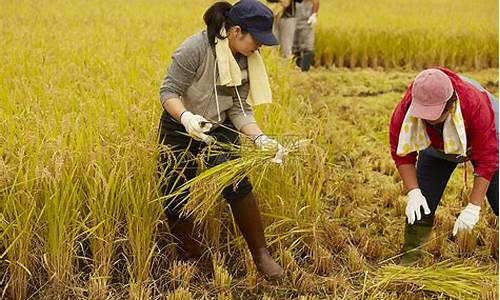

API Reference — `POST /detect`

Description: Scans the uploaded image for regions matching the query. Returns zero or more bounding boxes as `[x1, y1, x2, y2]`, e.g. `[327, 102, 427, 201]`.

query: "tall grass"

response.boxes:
[314, 0, 499, 69]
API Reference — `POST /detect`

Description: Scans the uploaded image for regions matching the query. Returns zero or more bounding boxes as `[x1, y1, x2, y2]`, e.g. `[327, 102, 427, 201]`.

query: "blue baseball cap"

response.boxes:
[227, 0, 279, 46]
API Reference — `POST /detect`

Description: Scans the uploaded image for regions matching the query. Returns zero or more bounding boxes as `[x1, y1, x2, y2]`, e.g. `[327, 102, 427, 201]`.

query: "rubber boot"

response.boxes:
[229, 192, 285, 281]
[168, 217, 203, 261]
[301, 51, 313, 72]
[398, 215, 434, 266]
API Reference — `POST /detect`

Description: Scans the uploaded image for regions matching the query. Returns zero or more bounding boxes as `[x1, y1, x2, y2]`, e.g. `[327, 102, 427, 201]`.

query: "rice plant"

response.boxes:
[314, 0, 498, 70]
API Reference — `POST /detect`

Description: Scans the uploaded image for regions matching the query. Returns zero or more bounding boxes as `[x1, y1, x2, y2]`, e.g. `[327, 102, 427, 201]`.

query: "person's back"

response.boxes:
[295, 0, 313, 26]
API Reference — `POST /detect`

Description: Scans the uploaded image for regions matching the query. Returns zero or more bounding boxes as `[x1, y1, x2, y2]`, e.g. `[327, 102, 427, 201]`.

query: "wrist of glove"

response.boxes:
[180, 111, 214, 144]
[453, 203, 481, 236]
[253, 134, 282, 151]
[253, 134, 287, 164]
[307, 13, 318, 25]
[405, 188, 431, 224]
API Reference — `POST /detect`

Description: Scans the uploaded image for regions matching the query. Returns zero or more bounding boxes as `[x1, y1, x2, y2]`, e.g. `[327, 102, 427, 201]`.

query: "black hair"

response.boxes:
[444, 91, 457, 111]
[203, 1, 246, 46]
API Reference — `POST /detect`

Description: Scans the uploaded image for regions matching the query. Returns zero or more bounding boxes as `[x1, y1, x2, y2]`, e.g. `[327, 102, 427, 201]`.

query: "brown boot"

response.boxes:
[229, 192, 285, 281]
[168, 217, 203, 261]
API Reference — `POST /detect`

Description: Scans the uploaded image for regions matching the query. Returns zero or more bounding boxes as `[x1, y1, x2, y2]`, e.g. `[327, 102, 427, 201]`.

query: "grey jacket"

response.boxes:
[160, 31, 256, 131]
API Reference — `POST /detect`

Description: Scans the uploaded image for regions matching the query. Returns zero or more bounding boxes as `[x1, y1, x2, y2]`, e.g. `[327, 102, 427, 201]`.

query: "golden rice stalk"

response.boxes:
[216, 292, 233, 300]
[457, 231, 479, 258]
[322, 222, 348, 253]
[361, 238, 383, 259]
[352, 228, 368, 248]
[290, 270, 314, 294]
[311, 244, 334, 275]
[212, 253, 232, 294]
[482, 288, 499, 300]
[165, 287, 193, 300]
[344, 245, 367, 274]
[427, 212, 453, 258]
[323, 275, 351, 296]
[277, 249, 299, 274]
[242, 249, 258, 290]
[297, 296, 320, 300]
[128, 281, 151, 300]
[88, 276, 111, 300]
[371, 260, 498, 299]
[167, 260, 196, 289]
[487, 228, 498, 260]
[164, 139, 310, 223]
[394, 196, 406, 218]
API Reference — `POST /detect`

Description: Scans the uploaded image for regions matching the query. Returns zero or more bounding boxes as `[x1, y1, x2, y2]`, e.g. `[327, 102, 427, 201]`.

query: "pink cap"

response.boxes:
[409, 69, 454, 120]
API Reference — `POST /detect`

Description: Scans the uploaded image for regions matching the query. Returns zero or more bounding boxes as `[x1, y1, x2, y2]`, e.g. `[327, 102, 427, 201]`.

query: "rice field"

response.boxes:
[0, 0, 498, 299]
[313, 0, 499, 69]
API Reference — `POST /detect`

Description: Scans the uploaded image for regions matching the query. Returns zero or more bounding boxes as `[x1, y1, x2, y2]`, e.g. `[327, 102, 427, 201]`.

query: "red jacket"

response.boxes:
[389, 67, 499, 181]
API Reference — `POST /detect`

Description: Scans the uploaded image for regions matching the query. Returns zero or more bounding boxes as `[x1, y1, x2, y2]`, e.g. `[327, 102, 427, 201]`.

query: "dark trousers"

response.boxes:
[414, 149, 499, 226]
[157, 111, 253, 221]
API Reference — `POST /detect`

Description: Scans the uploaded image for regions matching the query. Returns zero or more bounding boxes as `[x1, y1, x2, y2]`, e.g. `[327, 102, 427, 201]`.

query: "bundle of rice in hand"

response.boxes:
[164, 137, 311, 222]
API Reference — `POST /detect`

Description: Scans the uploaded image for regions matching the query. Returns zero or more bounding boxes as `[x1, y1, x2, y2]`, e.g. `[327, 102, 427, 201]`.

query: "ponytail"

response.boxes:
[203, 1, 235, 46]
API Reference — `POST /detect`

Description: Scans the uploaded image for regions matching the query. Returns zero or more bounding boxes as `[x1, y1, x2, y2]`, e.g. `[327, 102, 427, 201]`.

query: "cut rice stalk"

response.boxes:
[163, 139, 310, 222]
[371, 260, 498, 299]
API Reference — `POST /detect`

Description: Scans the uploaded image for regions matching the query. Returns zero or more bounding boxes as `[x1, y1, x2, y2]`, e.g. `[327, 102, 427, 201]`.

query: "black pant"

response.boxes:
[157, 111, 253, 221]
[414, 149, 499, 225]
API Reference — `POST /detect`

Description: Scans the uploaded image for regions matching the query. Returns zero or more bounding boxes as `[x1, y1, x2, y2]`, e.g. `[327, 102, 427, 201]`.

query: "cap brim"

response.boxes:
[408, 100, 447, 121]
[249, 30, 279, 46]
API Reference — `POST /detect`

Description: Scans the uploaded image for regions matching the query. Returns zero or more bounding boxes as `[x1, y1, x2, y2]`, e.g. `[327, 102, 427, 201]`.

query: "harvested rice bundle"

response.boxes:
[371, 260, 498, 299]
[164, 138, 310, 222]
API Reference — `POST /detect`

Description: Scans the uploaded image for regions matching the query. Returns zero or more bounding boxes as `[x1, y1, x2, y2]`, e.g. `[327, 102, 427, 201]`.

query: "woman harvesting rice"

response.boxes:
[157, 0, 285, 280]
[389, 67, 499, 265]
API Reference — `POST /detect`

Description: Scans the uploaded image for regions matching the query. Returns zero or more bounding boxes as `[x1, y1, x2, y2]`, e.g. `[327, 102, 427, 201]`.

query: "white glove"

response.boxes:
[405, 188, 431, 224]
[254, 134, 287, 164]
[307, 13, 318, 26]
[180, 111, 214, 144]
[453, 203, 481, 236]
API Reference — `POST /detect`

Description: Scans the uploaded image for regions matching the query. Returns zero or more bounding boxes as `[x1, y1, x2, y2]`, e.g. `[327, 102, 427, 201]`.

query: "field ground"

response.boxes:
[1, 64, 498, 299]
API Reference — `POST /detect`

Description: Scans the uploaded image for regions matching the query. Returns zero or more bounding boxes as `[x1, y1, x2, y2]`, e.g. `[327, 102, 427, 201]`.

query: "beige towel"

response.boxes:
[215, 29, 273, 106]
